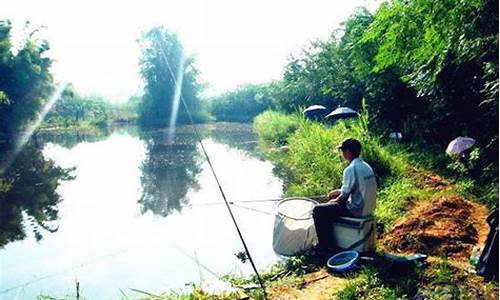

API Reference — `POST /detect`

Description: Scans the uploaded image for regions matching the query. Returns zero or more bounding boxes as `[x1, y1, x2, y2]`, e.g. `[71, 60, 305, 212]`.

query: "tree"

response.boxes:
[0, 20, 54, 138]
[363, 0, 498, 148]
[45, 85, 113, 127]
[138, 27, 203, 128]
[0, 20, 73, 247]
[209, 83, 274, 122]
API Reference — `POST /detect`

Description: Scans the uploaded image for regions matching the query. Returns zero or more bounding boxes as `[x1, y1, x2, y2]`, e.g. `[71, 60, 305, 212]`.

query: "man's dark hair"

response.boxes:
[339, 138, 362, 157]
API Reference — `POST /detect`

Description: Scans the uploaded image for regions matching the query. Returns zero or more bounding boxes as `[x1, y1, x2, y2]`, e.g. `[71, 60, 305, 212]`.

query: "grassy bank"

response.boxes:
[254, 110, 425, 229]
[250, 110, 498, 299]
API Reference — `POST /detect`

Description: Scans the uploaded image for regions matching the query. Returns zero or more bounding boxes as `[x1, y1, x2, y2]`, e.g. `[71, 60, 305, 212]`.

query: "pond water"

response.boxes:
[0, 123, 284, 300]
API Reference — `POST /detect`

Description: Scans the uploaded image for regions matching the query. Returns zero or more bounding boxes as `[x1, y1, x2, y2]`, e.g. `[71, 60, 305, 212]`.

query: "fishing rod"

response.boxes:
[159, 49, 268, 297]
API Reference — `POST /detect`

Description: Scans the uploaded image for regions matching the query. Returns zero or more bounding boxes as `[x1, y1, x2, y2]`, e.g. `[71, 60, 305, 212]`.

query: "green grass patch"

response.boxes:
[254, 110, 410, 230]
[253, 110, 303, 148]
[334, 266, 414, 300]
[375, 177, 433, 229]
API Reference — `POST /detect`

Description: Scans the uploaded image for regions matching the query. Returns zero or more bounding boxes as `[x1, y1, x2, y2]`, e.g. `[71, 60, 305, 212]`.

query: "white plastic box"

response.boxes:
[332, 216, 376, 252]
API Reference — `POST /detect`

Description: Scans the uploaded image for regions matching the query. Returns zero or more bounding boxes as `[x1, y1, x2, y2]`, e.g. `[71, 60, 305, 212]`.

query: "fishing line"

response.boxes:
[230, 203, 273, 215]
[159, 47, 267, 297]
[0, 249, 127, 295]
[199, 195, 327, 206]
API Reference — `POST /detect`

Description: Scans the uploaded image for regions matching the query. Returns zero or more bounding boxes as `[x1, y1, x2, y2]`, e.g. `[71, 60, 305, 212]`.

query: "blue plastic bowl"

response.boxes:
[327, 250, 359, 272]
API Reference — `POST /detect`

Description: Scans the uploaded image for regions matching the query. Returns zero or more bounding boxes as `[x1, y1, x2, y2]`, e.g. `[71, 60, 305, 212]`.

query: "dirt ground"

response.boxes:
[268, 269, 347, 300]
[267, 193, 493, 299]
[382, 195, 489, 262]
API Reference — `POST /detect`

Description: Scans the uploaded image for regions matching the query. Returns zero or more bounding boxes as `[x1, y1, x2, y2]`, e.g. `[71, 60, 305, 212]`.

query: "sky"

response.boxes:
[1, 0, 381, 102]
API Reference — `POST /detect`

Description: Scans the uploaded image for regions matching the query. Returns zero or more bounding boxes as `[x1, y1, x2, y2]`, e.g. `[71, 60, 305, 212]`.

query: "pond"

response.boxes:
[0, 123, 284, 300]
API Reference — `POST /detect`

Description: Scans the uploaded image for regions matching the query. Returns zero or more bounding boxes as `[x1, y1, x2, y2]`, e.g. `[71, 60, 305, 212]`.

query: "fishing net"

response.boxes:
[272, 198, 318, 256]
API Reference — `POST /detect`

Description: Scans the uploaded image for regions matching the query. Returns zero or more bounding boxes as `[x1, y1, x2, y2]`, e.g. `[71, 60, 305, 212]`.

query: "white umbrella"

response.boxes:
[446, 137, 476, 155]
[304, 105, 328, 119]
[325, 107, 358, 120]
[304, 105, 327, 112]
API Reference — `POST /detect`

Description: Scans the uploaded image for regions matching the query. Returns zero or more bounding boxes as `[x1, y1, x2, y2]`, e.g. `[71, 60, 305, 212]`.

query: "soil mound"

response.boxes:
[383, 196, 483, 259]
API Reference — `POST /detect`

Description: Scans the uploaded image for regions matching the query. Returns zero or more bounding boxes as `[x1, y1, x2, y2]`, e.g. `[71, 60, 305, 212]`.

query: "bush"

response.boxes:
[253, 111, 302, 147]
[254, 109, 405, 199]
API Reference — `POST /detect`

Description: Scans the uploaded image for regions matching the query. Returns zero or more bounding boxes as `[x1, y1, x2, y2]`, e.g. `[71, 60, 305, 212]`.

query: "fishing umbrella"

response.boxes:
[325, 107, 358, 121]
[446, 137, 476, 156]
[303, 105, 328, 119]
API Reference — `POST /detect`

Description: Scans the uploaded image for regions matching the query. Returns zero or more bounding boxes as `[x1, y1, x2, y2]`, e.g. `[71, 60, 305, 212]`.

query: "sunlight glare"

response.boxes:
[167, 52, 185, 144]
[0, 83, 67, 174]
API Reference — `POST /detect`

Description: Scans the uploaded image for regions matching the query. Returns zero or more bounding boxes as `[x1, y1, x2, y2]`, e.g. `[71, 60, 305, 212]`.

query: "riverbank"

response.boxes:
[139, 111, 498, 299]
[251, 111, 497, 299]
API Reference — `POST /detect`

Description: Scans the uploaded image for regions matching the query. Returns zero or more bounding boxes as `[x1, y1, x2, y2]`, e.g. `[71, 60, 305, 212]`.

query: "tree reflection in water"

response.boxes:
[138, 126, 203, 217]
[207, 122, 261, 159]
[0, 123, 262, 247]
[0, 142, 73, 248]
[137, 123, 265, 217]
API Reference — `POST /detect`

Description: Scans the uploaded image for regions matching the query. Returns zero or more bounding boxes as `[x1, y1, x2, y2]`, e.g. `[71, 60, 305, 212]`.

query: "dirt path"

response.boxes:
[268, 269, 347, 300]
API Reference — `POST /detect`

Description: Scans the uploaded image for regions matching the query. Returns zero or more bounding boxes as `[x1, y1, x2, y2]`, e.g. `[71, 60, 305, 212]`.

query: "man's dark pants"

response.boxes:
[312, 200, 353, 249]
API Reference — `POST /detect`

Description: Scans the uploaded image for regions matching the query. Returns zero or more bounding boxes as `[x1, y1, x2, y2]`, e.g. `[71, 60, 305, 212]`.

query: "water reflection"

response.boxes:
[137, 123, 266, 217]
[0, 123, 265, 248]
[0, 123, 283, 299]
[0, 142, 73, 248]
[35, 127, 112, 149]
[207, 123, 260, 158]
[138, 126, 203, 216]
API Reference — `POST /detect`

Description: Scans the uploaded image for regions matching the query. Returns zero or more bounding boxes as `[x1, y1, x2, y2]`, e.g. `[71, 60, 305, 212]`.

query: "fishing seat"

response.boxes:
[331, 215, 376, 253]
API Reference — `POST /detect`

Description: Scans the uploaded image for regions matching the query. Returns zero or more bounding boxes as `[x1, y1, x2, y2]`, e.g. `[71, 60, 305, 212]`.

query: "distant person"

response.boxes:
[312, 138, 377, 250]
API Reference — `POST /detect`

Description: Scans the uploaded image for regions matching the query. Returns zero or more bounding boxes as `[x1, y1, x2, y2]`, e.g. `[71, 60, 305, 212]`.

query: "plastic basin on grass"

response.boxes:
[327, 250, 359, 272]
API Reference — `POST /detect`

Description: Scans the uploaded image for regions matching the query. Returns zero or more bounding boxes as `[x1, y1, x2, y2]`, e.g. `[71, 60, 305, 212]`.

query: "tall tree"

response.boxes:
[363, 0, 498, 148]
[0, 20, 54, 139]
[0, 20, 72, 247]
[138, 27, 202, 128]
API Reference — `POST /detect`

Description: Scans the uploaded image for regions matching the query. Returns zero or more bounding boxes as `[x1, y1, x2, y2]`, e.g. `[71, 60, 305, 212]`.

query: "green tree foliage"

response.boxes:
[275, 8, 420, 132]
[209, 83, 274, 122]
[0, 20, 73, 247]
[274, 8, 374, 112]
[138, 27, 203, 128]
[44, 84, 112, 127]
[363, 0, 498, 152]
[267, 0, 497, 186]
[0, 20, 54, 138]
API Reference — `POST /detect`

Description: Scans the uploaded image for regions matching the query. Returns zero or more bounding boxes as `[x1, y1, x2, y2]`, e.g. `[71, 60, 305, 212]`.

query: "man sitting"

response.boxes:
[312, 138, 377, 250]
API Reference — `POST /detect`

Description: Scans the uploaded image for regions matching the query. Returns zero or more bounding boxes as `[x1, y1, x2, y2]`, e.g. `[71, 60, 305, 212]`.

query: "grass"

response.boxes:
[375, 177, 432, 229]
[253, 110, 302, 148]
[334, 267, 408, 300]
[253, 109, 411, 230]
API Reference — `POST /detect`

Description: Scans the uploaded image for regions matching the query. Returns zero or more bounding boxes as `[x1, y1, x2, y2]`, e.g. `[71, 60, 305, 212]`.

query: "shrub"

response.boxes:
[253, 111, 302, 147]
[254, 110, 406, 199]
